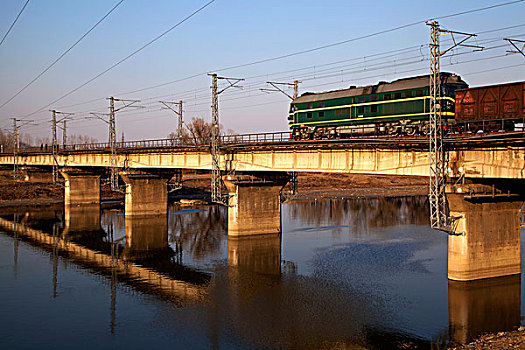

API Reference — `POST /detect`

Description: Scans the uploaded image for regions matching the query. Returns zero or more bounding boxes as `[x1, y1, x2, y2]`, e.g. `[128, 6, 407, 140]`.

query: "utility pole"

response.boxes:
[426, 21, 480, 231]
[262, 80, 301, 195]
[91, 97, 141, 191]
[208, 73, 244, 204]
[159, 100, 184, 141]
[504, 38, 525, 58]
[62, 120, 67, 147]
[50, 110, 73, 183]
[51, 110, 58, 183]
[11, 118, 34, 179]
[12, 118, 19, 179]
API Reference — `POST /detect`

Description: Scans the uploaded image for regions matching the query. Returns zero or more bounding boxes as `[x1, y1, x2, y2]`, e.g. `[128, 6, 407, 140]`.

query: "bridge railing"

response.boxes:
[221, 131, 291, 144]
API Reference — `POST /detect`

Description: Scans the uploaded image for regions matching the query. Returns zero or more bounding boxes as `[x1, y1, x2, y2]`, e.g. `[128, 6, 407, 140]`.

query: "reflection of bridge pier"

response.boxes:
[122, 215, 171, 260]
[63, 204, 101, 235]
[448, 275, 521, 345]
[447, 183, 524, 281]
[228, 234, 281, 275]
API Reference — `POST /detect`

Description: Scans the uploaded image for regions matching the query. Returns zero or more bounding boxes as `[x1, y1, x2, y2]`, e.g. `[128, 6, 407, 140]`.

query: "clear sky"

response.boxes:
[0, 0, 524, 142]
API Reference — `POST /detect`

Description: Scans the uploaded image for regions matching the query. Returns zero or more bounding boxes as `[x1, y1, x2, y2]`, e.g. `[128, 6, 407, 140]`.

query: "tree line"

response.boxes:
[0, 116, 232, 152]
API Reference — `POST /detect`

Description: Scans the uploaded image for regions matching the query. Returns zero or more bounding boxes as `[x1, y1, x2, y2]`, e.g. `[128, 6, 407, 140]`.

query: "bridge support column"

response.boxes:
[60, 168, 102, 205]
[120, 169, 174, 216]
[222, 173, 289, 236]
[21, 167, 54, 183]
[447, 184, 523, 281]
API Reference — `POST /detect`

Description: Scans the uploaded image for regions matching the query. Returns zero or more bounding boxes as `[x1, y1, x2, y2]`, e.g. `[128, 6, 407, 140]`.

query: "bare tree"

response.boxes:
[168, 117, 227, 145]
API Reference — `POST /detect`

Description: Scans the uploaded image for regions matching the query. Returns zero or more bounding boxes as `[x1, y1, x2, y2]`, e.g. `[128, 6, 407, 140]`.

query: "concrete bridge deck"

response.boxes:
[1, 132, 524, 179]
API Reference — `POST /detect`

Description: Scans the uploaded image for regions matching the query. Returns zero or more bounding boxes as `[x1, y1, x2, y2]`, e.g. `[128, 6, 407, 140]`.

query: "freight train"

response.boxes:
[288, 73, 524, 139]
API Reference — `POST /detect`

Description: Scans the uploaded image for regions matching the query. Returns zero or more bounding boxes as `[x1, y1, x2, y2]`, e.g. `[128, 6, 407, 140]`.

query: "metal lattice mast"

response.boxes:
[262, 80, 301, 195]
[159, 100, 184, 142]
[91, 97, 140, 191]
[62, 120, 67, 147]
[210, 74, 221, 203]
[12, 118, 19, 179]
[427, 21, 480, 230]
[428, 21, 446, 229]
[208, 73, 244, 204]
[51, 110, 58, 183]
[177, 100, 183, 139]
[108, 96, 118, 190]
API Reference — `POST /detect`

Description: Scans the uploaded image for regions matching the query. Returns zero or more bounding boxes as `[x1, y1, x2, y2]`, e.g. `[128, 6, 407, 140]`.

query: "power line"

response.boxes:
[0, 0, 125, 110]
[39, 3, 525, 112]
[19, 0, 216, 119]
[0, 0, 30, 47]
[51, 21, 525, 113]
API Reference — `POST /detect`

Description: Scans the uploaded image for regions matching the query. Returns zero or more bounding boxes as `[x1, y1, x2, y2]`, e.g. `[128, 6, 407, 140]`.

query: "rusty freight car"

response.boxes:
[454, 81, 525, 132]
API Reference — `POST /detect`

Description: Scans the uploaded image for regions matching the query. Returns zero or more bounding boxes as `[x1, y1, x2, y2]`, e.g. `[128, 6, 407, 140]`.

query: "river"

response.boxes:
[0, 196, 523, 349]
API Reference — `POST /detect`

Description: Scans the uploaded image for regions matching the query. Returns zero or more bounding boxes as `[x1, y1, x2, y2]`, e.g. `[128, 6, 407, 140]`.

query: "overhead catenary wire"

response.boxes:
[0, 0, 30, 47]
[47, 46, 523, 132]
[17, 0, 216, 119]
[56, 33, 517, 114]
[15, 13, 523, 134]
[0, 0, 125, 110]
[11, 0, 521, 124]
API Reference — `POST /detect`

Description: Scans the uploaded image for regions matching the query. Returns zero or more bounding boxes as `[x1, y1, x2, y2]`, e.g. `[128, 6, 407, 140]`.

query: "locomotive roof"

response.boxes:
[293, 73, 466, 104]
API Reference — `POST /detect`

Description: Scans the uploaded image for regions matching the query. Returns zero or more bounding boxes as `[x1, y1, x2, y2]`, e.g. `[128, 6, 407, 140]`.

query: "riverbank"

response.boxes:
[449, 328, 525, 349]
[0, 172, 428, 206]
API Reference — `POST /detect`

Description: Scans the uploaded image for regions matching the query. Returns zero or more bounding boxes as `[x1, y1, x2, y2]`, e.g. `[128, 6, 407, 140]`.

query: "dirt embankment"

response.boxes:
[181, 172, 428, 200]
[449, 328, 525, 349]
[0, 172, 429, 205]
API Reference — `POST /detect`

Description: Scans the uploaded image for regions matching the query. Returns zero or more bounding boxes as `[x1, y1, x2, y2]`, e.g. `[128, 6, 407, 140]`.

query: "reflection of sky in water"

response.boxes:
[0, 196, 523, 349]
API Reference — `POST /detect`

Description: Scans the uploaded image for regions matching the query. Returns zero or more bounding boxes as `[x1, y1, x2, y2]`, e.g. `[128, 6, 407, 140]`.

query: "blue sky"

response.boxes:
[0, 0, 524, 142]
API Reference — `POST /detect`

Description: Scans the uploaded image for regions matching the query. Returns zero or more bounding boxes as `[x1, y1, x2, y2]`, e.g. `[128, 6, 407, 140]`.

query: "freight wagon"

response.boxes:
[455, 81, 525, 132]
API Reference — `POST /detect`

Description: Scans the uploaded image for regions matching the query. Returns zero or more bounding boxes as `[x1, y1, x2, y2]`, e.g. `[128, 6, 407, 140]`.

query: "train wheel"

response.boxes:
[468, 123, 480, 133]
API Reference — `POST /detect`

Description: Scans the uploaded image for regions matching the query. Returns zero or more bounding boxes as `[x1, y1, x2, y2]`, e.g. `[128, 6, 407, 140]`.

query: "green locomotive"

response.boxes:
[289, 73, 468, 139]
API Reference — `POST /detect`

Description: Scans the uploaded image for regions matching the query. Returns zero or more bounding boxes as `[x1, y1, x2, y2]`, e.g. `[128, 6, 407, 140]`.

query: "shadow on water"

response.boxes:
[0, 196, 522, 349]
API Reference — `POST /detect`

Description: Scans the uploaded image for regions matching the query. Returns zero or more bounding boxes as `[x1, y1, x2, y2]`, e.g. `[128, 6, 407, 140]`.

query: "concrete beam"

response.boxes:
[120, 169, 174, 216]
[447, 185, 523, 281]
[223, 173, 289, 236]
[60, 168, 103, 205]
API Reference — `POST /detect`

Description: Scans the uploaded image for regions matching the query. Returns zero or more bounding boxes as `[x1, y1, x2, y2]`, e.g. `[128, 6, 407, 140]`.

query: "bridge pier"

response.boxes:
[60, 168, 102, 205]
[223, 173, 289, 237]
[21, 167, 54, 183]
[447, 184, 524, 281]
[119, 169, 174, 216]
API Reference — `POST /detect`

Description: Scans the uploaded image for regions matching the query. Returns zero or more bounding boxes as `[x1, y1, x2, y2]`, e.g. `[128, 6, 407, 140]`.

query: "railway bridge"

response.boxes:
[1, 131, 524, 281]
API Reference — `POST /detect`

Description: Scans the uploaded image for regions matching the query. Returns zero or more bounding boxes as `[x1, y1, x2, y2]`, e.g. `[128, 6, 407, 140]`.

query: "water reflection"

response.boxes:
[168, 205, 226, 263]
[0, 196, 523, 349]
[448, 275, 521, 345]
[288, 196, 429, 234]
[228, 234, 281, 275]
